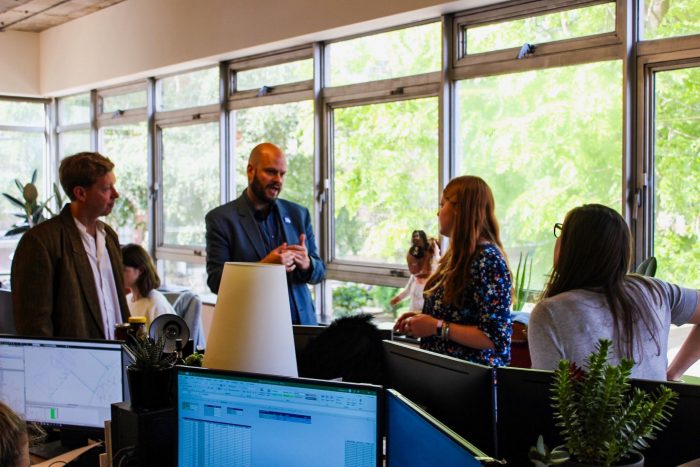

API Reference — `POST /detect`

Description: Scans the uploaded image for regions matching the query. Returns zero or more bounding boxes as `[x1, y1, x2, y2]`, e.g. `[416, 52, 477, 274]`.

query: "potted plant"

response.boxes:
[530, 339, 677, 467]
[512, 251, 533, 311]
[124, 336, 177, 409]
[2, 170, 64, 236]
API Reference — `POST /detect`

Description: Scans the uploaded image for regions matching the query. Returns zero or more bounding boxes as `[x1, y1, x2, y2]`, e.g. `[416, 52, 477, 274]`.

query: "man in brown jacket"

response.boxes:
[11, 152, 130, 339]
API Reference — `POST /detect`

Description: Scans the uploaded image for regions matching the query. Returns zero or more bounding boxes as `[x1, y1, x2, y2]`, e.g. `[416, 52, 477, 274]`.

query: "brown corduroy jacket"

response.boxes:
[11, 204, 129, 338]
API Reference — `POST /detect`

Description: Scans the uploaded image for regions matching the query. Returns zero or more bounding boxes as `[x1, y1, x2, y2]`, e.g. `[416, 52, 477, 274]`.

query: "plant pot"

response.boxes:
[563, 451, 644, 467]
[127, 366, 175, 409]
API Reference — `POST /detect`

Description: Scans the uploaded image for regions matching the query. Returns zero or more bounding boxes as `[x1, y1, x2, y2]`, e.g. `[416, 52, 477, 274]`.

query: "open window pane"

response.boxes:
[235, 59, 313, 91]
[162, 122, 220, 246]
[59, 93, 90, 125]
[0, 131, 46, 235]
[59, 130, 91, 160]
[158, 68, 219, 111]
[328, 22, 441, 86]
[465, 2, 616, 55]
[100, 123, 149, 246]
[328, 280, 400, 326]
[457, 60, 622, 292]
[102, 90, 147, 114]
[642, 0, 700, 40]
[333, 98, 439, 264]
[653, 66, 700, 288]
[0, 100, 44, 126]
[233, 101, 314, 213]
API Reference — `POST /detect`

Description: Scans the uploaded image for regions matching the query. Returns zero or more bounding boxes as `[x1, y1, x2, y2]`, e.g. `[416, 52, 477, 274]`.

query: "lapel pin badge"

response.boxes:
[284, 216, 291, 224]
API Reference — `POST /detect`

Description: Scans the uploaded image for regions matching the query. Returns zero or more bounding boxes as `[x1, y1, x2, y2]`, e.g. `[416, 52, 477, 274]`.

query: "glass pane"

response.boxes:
[328, 280, 400, 327]
[334, 98, 439, 264]
[457, 60, 622, 292]
[233, 101, 314, 213]
[0, 131, 46, 235]
[59, 130, 91, 160]
[158, 67, 219, 111]
[643, 0, 700, 40]
[162, 122, 220, 246]
[466, 3, 616, 55]
[100, 123, 149, 246]
[329, 22, 441, 86]
[161, 260, 210, 296]
[653, 66, 700, 288]
[0, 100, 44, 126]
[59, 93, 90, 125]
[102, 90, 147, 114]
[236, 59, 313, 91]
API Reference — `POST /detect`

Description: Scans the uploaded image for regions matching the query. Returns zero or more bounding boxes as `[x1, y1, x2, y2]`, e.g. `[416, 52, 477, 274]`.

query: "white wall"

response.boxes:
[38, 0, 491, 96]
[0, 31, 40, 97]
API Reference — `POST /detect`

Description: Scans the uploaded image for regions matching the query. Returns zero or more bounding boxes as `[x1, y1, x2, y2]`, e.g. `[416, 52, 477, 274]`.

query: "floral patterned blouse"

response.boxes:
[420, 244, 512, 366]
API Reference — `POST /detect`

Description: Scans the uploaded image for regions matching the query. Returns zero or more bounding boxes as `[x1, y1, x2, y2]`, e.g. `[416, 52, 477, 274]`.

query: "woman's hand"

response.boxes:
[395, 312, 438, 338]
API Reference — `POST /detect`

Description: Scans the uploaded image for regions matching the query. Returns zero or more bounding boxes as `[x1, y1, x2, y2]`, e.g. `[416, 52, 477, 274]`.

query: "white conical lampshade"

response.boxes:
[203, 262, 297, 377]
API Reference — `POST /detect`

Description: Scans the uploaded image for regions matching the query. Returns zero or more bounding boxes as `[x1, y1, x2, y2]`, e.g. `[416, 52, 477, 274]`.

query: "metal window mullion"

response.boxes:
[147, 77, 157, 257]
[220, 61, 231, 205]
[56, 122, 90, 133]
[456, 0, 612, 28]
[96, 109, 148, 128]
[229, 45, 313, 72]
[227, 89, 313, 111]
[154, 106, 220, 127]
[0, 125, 44, 132]
[154, 246, 207, 264]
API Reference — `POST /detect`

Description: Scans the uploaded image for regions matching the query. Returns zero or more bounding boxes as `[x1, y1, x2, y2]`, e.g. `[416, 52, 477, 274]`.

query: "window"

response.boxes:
[58, 93, 90, 125]
[101, 89, 147, 114]
[652, 66, 700, 288]
[328, 280, 400, 325]
[464, 2, 616, 55]
[157, 67, 219, 111]
[641, 0, 700, 40]
[100, 122, 149, 246]
[57, 92, 92, 160]
[457, 60, 623, 290]
[327, 22, 441, 86]
[236, 59, 313, 91]
[333, 98, 439, 265]
[161, 121, 220, 247]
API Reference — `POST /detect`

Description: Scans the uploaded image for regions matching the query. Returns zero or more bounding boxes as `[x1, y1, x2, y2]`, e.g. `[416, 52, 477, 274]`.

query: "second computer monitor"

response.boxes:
[177, 366, 382, 467]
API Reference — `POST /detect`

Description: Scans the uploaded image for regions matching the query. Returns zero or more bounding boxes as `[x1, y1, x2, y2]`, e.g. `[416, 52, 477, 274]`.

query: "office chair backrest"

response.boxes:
[169, 290, 206, 350]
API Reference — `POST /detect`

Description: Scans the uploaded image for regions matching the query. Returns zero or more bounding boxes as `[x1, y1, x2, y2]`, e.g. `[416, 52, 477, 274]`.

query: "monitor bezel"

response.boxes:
[0, 333, 127, 432]
[176, 365, 383, 467]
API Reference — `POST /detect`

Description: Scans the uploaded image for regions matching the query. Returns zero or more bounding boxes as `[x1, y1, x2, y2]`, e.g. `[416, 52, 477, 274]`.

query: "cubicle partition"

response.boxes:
[381, 340, 496, 455]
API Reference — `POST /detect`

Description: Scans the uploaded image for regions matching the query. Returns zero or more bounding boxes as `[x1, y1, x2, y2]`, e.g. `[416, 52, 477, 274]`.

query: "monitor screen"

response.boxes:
[0, 335, 126, 429]
[177, 366, 381, 467]
[382, 340, 496, 453]
[386, 389, 489, 467]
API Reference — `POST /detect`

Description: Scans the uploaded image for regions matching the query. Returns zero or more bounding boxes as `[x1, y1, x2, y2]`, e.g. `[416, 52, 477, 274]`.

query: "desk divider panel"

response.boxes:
[381, 340, 496, 455]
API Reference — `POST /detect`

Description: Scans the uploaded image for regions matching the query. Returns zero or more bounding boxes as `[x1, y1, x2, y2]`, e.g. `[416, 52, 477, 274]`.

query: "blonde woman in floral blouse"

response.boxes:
[394, 176, 513, 366]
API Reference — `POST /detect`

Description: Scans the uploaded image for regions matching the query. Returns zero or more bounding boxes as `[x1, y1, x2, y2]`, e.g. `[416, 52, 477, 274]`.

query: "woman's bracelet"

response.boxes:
[442, 321, 450, 342]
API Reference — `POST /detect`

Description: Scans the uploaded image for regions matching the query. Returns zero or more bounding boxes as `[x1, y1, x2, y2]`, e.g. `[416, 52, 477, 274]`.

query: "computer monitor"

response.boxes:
[382, 340, 496, 454]
[0, 335, 126, 431]
[386, 389, 492, 467]
[177, 366, 381, 467]
[631, 378, 700, 466]
[494, 366, 559, 464]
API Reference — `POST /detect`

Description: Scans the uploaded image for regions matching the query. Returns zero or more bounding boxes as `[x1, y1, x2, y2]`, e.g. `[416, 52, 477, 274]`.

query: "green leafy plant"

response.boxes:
[332, 284, 371, 317]
[529, 435, 569, 467]
[125, 336, 176, 371]
[184, 351, 204, 367]
[536, 339, 677, 466]
[2, 170, 64, 236]
[512, 251, 533, 311]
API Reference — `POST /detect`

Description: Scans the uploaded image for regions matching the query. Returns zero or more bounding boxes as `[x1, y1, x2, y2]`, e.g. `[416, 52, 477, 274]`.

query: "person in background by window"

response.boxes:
[394, 176, 513, 366]
[0, 401, 30, 467]
[528, 204, 700, 381]
[122, 243, 175, 329]
[11, 152, 129, 339]
[390, 230, 440, 313]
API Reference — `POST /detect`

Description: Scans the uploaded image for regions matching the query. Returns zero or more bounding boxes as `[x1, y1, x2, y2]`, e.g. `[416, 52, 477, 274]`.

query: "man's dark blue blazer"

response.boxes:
[205, 193, 325, 325]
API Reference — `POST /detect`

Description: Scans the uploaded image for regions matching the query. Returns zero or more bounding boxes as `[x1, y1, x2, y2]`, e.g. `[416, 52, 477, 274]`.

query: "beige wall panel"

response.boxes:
[0, 31, 40, 96]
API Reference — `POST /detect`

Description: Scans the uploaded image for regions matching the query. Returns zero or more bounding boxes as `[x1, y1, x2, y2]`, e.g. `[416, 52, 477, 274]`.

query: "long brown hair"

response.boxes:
[121, 243, 161, 297]
[542, 204, 659, 359]
[424, 176, 506, 306]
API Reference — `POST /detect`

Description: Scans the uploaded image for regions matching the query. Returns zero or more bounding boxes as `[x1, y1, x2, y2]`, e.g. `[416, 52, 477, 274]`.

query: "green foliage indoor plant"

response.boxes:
[2, 170, 64, 236]
[124, 336, 177, 409]
[531, 340, 677, 467]
[512, 251, 533, 311]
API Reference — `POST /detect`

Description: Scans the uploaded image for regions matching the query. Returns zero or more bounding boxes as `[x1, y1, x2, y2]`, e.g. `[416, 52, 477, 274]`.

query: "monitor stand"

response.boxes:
[29, 427, 104, 460]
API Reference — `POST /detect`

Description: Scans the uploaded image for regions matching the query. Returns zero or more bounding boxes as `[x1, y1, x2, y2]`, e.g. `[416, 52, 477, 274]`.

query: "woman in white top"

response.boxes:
[122, 243, 175, 329]
[390, 230, 440, 312]
[528, 204, 700, 381]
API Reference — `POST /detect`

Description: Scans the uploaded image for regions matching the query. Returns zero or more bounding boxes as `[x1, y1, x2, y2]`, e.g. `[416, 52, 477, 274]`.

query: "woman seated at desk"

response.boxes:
[122, 243, 175, 329]
[394, 176, 513, 367]
[528, 204, 700, 381]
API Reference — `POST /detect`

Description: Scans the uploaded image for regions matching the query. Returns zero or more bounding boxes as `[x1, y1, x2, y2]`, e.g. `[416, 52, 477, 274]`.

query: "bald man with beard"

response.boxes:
[205, 143, 325, 325]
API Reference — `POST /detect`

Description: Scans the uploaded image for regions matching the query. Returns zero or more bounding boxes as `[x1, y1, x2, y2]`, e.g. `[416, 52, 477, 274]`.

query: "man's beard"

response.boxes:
[250, 174, 281, 205]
